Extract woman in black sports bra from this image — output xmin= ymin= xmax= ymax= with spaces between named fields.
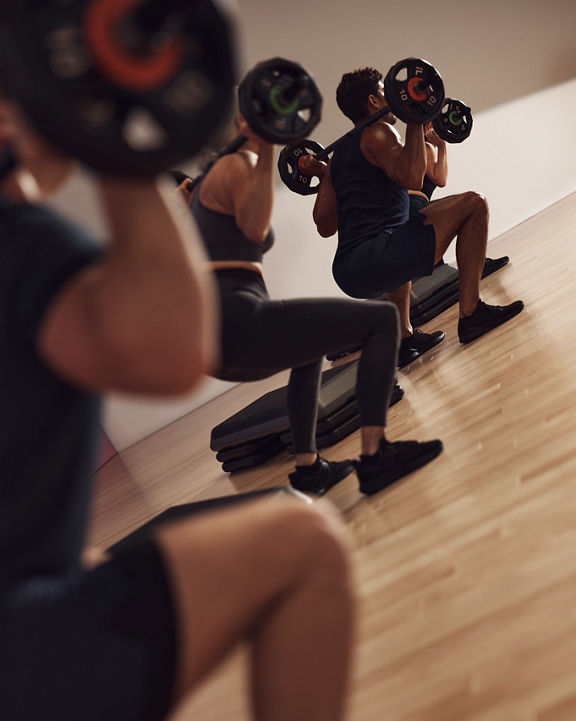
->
xmin=183 ymin=112 xmax=443 ymax=497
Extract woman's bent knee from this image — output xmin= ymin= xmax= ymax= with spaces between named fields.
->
xmin=364 ymin=299 xmax=399 ymax=334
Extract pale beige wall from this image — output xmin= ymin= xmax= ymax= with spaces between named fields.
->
xmin=234 ymin=0 xmax=576 ymax=143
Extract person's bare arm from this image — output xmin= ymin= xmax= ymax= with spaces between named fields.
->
xmin=38 ymin=177 xmax=217 ymax=395
xmin=423 ymin=125 xmax=447 ymax=187
xmin=222 ymin=148 xmax=273 ymax=242
xmin=361 ymin=121 xmax=427 ymax=190
xmin=301 ymin=157 xmax=337 ymax=238
xmin=221 ymin=119 xmax=275 ymax=243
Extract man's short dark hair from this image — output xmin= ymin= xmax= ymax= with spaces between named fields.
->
xmin=336 ymin=67 xmax=383 ymax=123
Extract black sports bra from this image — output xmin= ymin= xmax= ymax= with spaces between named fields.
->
xmin=190 ymin=182 xmax=274 ymax=263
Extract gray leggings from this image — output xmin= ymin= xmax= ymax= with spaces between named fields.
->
xmin=212 ymin=269 xmax=399 ymax=454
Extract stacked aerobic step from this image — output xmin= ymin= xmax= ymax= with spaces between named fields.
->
xmin=410 ymin=256 xmax=510 ymax=327
xmin=328 ymin=257 xmax=510 ymax=363
xmin=210 ymin=360 xmax=403 ymax=473
xmin=409 ymin=260 xmax=460 ymax=326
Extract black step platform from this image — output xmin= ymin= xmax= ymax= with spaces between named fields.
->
xmin=410 ymin=256 xmax=510 ymax=326
xmin=326 ymin=262 xmax=460 ymax=362
xmin=280 ymin=382 xmax=405 ymax=450
xmin=327 ymin=256 xmax=509 ymax=360
xmin=215 ymin=433 xmax=284 ymax=463
xmin=211 ymin=360 xmax=406 ymax=472
xmin=220 ymin=436 xmax=287 ymax=473
xmin=410 ymin=260 xmax=459 ymax=326
xmin=210 ymin=360 xmax=360 ymax=452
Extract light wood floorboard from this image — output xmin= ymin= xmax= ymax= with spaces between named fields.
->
xmin=92 ymin=192 xmax=576 ymax=721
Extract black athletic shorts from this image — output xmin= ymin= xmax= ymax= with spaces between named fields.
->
xmin=332 ymin=211 xmax=437 ymax=297
xmin=0 ymin=540 xmax=177 ymax=721
xmin=409 ymin=193 xmax=430 ymax=216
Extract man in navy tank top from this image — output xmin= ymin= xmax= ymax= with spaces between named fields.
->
xmin=306 ymin=67 xmax=523 ymax=348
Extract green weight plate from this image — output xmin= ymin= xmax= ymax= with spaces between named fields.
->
xmin=432 ymin=98 xmax=473 ymax=143
xmin=0 ymin=0 xmax=236 ymax=175
xmin=239 ymin=57 xmax=322 ymax=145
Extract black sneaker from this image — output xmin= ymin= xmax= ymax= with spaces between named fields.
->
xmin=355 ymin=438 xmax=443 ymax=495
xmin=289 ymin=457 xmax=355 ymax=496
xmin=481 ymin=256 xmax=509 ymax=279
xmin=390 ymin=383 xmax=404 ymax=407
xmin=398 ymin=329 xmax=445 ymax=367
xmin=458 ymin=299 xmax=524 ymax=344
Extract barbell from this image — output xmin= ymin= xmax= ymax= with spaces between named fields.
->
xmin=0 ymin=2 xmax=323 ymax=176
xmin=0 ymin=0 xmax=236 ymax=176
xmin=238 ymin=57 xmax=322 ymax=145
xmin=179 ymin=56 xmax=324 ymax=193
xmin=278 ymin=58 xmax=472 ymax=195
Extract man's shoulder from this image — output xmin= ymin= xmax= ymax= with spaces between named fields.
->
xmin=362 ymin=120 xmax=397 ymax=146
xmin=0 ymin=200 xmax=102 ymax=295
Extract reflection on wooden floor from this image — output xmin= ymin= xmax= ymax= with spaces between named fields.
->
xmin=92 ymin=192 xmax=576 ymax=721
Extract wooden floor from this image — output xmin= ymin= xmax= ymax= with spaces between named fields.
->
xmin=92 ymin=192 xmax=576 ymax=721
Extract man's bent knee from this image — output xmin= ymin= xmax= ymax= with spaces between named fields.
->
xmin=268 ymin=500 xmax=353 ymax=576
xmin=273 ymin=500 xmax=350 ymax=552
xmin=462 ymin=190 xmax=489 ymax=217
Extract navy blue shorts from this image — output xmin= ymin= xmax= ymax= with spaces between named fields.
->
xmin=0 ymin=540 xmax=177 ymax=721
xmin=332 ymin=211 xmax=437 ymax=297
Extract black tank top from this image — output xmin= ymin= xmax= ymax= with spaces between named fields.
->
xmin=420 ymin=174 xmax=437 ymax=200
xmin=190 ymin=182 xmax=274 ymax=263
xmin=330 ymin=129 xmax=409 ymax=256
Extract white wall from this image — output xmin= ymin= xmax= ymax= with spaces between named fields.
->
xmin=433 ymin=79 xmax=576 ymax=240
xmin=96 ymin=78 xmax=576 ymax=450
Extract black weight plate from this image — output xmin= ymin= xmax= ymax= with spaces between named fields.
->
xmin=0 ymin=0 xmax=236 ymax=175
xmin=277 ymin=139 xmax=325 ymax=195
xmin=432 ymin=98 xmax=473 ymax=143
xmin=239 ymin=57 xmax=322 ymax=144
xmin=384 ymin=57 xmax=444 ymax=124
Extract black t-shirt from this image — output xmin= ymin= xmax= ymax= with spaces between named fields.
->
xmin=0 ymin=197 xmax=102 ymax=593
